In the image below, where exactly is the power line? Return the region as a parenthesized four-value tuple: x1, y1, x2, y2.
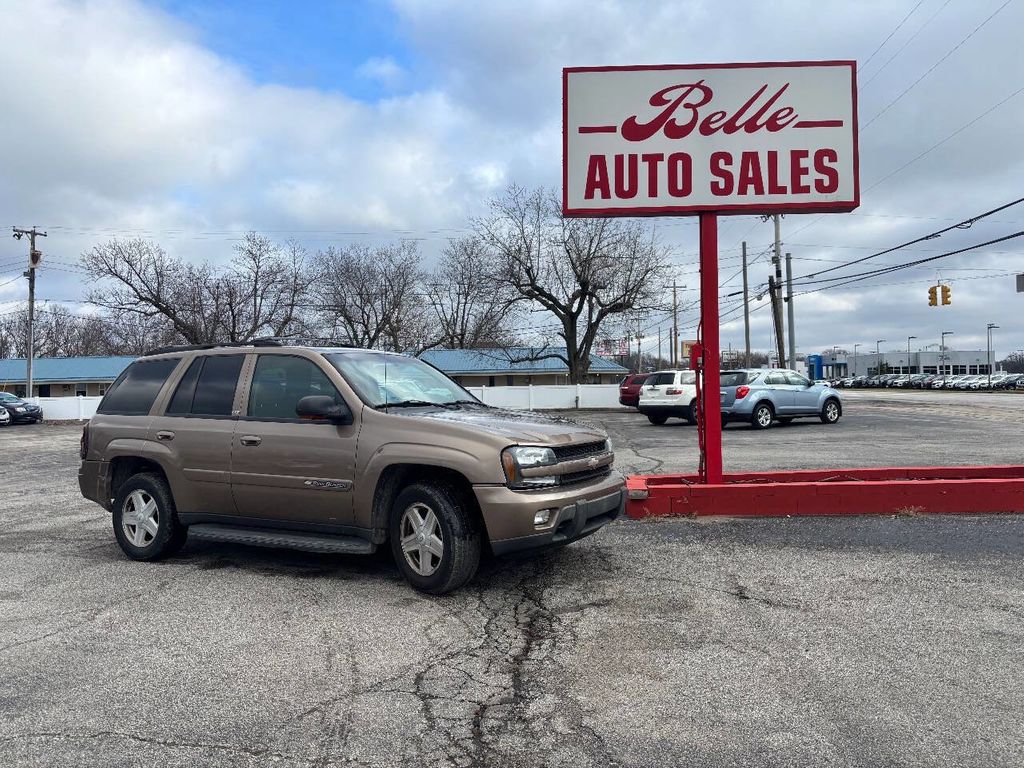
(859, 0, 955, 88)
(790, 195, 1024, 281)
(792, 230, 1024, 289)
(860, 0, 927, 72)
(861, 0, 1014, 130)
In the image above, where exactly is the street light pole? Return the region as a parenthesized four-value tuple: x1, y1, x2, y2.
(907, 335, 917, 380)
(875, 339, 885, 375)
(987, 323, 999, 389)
(853, 343, 860, 377)
(940, 331, 954, 377)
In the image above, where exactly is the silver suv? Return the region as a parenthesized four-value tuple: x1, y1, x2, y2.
(720, 369, 843, 429)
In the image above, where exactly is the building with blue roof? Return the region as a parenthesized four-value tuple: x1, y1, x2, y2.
(0, 356, 136, 398)
(0, 347, 628, 398)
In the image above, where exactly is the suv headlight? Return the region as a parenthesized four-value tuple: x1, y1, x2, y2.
(501, 446, 558, 489)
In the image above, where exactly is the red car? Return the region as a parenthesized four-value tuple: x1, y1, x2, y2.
(618, 373, 649, 408)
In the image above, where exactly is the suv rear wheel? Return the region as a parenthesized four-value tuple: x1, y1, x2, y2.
(751, 402, 774, 430)
(647, 413, 669, 426)
(389, 483, 480, 594)
(684, 399, 698, 425)
(112, 472, 188, 561)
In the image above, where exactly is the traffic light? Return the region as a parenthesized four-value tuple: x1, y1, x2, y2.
(928, 286, 937, 306)
(941, 284, 951, 305)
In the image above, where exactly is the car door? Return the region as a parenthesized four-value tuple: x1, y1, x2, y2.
(761, 371, 794, 413)
(147, 354, 245, 516)
(230, 353, 359, 527)
(785, 371, 819, 413)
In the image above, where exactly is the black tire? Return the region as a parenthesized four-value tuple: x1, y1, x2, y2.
(647, 413, 669, 426)
(820, 398, 842, 424)
(389, 483, 481, 595)
(721, 416, 728, 430)
(111, 472, 188, 561)
(750, 402, 774, 430)
(684, 399, 698, 425)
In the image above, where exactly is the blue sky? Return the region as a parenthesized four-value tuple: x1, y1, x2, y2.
(155, 0, 421, 99)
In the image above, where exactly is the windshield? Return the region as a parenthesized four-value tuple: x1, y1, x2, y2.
(0, 392, 23, 403)
(326, 351, 479, 408)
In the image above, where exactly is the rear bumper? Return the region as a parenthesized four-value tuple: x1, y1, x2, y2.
(78, 459, 109, 508)
(618, 395, 639, 407)
(475, 471, 625, 555)
(638, 405, 689, 416)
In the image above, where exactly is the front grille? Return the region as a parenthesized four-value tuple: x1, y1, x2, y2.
(560, 467, 612, 486)
(553, 440, 606, 462)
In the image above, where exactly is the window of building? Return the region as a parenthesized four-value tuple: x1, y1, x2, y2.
(97, 358, 181, 415)
(76, 383, 88, 397)
(248, 355, 343, 420)
(506, 375, 514, 386)
(487, 376, 495, 387)
(98, 385, 108, 396)
(923, 366, 937, 374)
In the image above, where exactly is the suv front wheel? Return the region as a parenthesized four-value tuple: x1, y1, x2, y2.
(389, 483, 481, 595)
(112, 472, 188, 561)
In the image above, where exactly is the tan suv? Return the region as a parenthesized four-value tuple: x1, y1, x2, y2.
(78, 340, 624, 593)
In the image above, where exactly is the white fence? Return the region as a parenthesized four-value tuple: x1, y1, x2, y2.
(29, 385, 627, 421)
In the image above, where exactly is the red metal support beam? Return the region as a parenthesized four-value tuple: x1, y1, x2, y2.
(699, 213, 723, 484)
(626, 466, 1024, 519)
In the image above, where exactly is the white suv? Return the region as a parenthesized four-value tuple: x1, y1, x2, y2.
(637, 369, 699, 425)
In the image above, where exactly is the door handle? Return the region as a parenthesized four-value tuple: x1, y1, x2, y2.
(239, 435, 262, 447)
(155, 430, 175, 441)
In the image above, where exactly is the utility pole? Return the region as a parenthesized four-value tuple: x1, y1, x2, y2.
(987, 323, 999, 388)
(658, 327, 662, 367)
(853, 343, 860, 377)
(785, 251, 796, 371)
(741, 241, 751, 367)
(636, 329, 642, 373)
(769, 214, 786, 368)
(940, 331, 953, 377)
(671, 281, 678, 367)
(875, 339, 885, 375)
(12, 227, 46, 399)
(907, 336, 917, 381)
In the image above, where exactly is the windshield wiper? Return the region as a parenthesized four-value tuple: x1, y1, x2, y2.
(378, 399, 459, 410)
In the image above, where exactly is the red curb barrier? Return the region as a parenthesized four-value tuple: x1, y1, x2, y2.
(625, 466, 1024, 518)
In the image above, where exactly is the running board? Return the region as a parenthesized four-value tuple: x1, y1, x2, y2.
(187, 523, 376, 555)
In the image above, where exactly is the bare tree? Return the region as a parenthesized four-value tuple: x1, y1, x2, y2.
(475, 186, 670, 383)
(310, 242, 433, 351)
(426, 237, 519, 349)
(81, 235, 311, 345)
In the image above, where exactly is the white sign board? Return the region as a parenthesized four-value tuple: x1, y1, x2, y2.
(563, 61, 859, 216)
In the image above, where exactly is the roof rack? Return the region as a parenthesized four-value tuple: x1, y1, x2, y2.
(142, 337, 357, 356)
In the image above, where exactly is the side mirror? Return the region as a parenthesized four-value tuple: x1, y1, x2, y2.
(296, 395, 353, 425)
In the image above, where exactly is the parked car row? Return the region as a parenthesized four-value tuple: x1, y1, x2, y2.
(622, 369, 843, 429)
(0, 392, 43, 426)
(833, 373, 1024, 390)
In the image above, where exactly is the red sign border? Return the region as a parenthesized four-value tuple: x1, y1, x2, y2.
(562, 61, 860, 217)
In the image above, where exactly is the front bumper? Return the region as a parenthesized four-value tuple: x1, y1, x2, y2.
(7, 408, 42, 423)
(475, 470, 625, 555)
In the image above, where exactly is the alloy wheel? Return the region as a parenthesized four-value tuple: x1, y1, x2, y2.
(121, 490, 159, 548)
(399, 502, 444, 577)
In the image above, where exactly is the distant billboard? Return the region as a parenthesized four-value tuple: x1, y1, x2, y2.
(563, 61, 859, 217)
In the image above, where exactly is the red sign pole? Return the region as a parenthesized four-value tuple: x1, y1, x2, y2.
(700, 213, 723, 484)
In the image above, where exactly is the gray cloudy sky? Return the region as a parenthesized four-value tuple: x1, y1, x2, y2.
(1, 0, 1022, 360)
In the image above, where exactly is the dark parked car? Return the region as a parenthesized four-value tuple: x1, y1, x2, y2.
(0, 392, 42, 424)
(618, 373, 649, 408)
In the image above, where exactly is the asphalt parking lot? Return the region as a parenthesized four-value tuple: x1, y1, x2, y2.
(1, 390, 1023, 767)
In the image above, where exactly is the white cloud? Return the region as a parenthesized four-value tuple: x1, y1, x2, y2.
(357, 56, 406, 89)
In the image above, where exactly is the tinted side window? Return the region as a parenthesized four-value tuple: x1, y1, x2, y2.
(678, 371, 696, 385)
(764, 372, 786, 385)
(248, 355, 342, 420)
(97, 358, 181, 415)
(191, 355, 244, 416)
(166, 358, 202, 415)
(720, 372, 748, 387)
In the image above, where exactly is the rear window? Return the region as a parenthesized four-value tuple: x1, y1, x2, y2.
(166, 355, 244, 417)
(720, 371, 749, 386)
(97, 358, 181, 415)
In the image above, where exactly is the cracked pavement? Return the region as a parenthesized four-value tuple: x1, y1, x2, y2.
(1, 393, 1023, 767)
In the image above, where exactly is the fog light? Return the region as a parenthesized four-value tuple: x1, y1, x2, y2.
(533, 509, 553, 527)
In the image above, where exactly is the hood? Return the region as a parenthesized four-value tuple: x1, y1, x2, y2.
(400, 405, 606, 445)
